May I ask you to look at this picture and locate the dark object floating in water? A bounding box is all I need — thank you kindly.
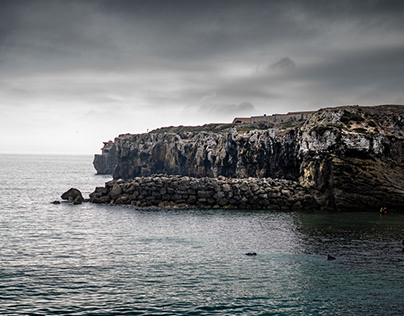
[51,201,61,205]
[327,254,336,260]
[245,252,257,256]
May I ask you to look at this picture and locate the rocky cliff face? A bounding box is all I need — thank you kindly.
[113,127,300,181]
[93,142,118,174]
[298,105,404,211]
[94,105,404,212]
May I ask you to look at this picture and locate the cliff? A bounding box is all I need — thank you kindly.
[298,105,404,212]
[113,127,300,181]
[93,141,118,174]
[93,105,404,212]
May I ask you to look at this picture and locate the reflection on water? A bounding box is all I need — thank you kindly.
[295,212,404,268]
[0,154,403,315]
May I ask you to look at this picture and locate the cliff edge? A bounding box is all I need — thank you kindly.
[93,141,118,174]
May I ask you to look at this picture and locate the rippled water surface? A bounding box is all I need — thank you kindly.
[1,154,403,315]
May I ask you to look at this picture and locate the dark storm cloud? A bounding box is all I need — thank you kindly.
[1,0,404,153]
[0,1,124,74]
[198,101,255,116]
[270,58,297,71]
[1,0,404,74]
[291,46,404,93]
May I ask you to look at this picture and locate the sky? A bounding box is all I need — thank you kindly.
[1,0,404,154]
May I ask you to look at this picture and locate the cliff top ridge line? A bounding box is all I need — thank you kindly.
[233,110,315,125]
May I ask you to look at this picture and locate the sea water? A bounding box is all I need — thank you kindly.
[0,154,403,315]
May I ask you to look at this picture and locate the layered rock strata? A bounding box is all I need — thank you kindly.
[90,175,317,210]
[298,105,404,211]
[112,128,300,180]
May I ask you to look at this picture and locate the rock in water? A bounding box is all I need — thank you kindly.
[61,188,84,205]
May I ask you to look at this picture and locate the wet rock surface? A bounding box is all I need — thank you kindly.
[61,188,84,205]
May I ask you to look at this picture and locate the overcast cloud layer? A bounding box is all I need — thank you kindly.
[1,0,404,154]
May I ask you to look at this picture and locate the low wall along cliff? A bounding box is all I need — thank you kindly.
[90,175,317,210]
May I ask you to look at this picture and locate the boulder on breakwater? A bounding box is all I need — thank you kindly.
[89,175,318,210]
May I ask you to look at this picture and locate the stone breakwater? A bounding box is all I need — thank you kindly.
[89,175,318,210]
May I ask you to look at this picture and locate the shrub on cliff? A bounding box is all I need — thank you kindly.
[341,110,364,125]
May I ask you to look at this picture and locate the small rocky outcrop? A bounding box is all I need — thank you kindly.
[61,188,84,205]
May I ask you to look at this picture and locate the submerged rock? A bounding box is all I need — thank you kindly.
[61,188,84,205]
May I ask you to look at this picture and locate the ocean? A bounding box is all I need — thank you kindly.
[1,154,403,315]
